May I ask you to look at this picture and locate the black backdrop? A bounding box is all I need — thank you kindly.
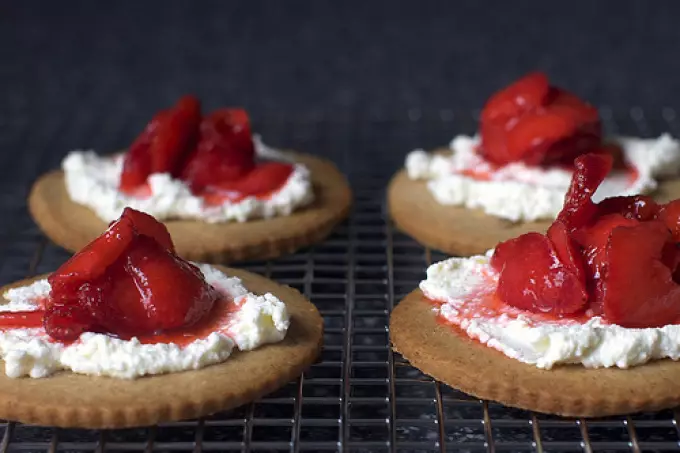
[3,0,680,119]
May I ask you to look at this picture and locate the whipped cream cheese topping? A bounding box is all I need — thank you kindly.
[0,264,290,379]
[422,253,680,369]
[62,137,314,223]
[406,134,680,222]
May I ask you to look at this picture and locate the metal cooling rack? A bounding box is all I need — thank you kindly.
[1,110,680,452]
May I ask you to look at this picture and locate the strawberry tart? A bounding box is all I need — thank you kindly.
[0,208,322,428]
[391,153,680,416]
[29,96,352,262]
[388,72,680,256]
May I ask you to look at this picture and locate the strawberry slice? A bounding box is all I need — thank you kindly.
[120,96,201,195]
[597,195,660,222]
[103,234,218,336]
[211,162,294,196]
[480,72,550,123]
[181,108,256,193]
[48,209,173,295]
[503,108,579,164]
[149,96,200,175]
[556,153,613,231]
[47,215,135,294]
[547,220,585,285]
[602,221,680,327]
[572,214,640,314]
[492,232,588,315]
[120,208,174,252]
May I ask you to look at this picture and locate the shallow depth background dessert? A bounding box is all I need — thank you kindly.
[3,0,680,450]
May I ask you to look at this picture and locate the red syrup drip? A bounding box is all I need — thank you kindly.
[0,310,44,329]
[0,297,240,347]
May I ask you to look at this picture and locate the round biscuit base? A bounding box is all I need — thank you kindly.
[0,267,323,428]
[391,289,680,417]
[29,152,352,263]
[388,150,680,256]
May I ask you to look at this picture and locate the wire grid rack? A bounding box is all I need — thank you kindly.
[1,109,680,452]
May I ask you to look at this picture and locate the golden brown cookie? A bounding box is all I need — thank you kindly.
[0,267,323,428]
[388,149,680,256]
[391,289,680,417]
[29,152,352,262]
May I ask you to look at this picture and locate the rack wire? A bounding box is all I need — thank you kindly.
[1,110,680,452]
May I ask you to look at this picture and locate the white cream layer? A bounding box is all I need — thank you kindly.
[0,264,289,379]
[62,137,315,223]
[421,253,680,369]
[406,134,680,222]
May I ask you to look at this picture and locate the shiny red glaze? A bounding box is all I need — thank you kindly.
[135,298,237,347]
[492,232,588,315]
[121,207,174,252]
[0,310,44,329]
[659,199,680,242]
[47,208,174,296]
[556,153,613,231]
[103,234,218,337]
[47,215,135,295]
[480,72,550,123]
[39,208,217,342]
[602,221,680,327]
[181,108,256,192]
[547,220,585,285]
[597,195,660,222]
[120,96,201,194]
[479,72,603,166]
[572,214,640,314]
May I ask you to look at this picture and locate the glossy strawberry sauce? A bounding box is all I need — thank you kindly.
[0,295,242,347]
[428,271,591,331]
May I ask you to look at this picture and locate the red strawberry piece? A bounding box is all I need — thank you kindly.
[120,127,154,193]
[149,96,200,175]
[480,72,550,123]
[47,214,135,294]
[492,232,588,315]
[503,107,579,165]
[120,207,174,252]
[547,87,600,124]
[547,220,586,285]
[102,234,218,337]
[181,108,256,193]
[572,214,640,313]
[659,200,680,242]
[597,195,660,222]
[556,153,613,231]
[120,96,201,195]
[43,303,96,341]
[211,162,294,196]
[602,220,680,327]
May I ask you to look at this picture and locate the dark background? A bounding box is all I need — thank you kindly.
[3,0,680,119]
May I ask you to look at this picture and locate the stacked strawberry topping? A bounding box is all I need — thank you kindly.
[479,72,604,167]
[2,208,219,342]
[491,154,680,328]
[119,97,293,200]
